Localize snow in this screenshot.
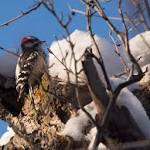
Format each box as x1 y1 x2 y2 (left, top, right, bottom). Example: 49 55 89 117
49 30 150 84
87 127 108 150
61 110 90 141
61 102 96 141
62 102 108 149
118 88 150 139
61 102 96 140
110 78 150 139
0 52 18 78
52 30 150 145
140 64 150 85
49 29 128 83
0 126 15 146
110 76 139 91
129 31 150 67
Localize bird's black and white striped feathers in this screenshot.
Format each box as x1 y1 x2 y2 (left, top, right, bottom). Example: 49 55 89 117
16 48 47 102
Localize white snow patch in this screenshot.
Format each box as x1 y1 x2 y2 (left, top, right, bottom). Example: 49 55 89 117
61 102 96 141
110 76 139 91
61 110 89 141
129 31 150 67
49 29 128 83
110 78 150 139
87 127 108 150
0 126 15 146
49 30 150 84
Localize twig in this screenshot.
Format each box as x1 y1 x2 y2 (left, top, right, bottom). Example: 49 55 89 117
54 36 70 81
42 0 72 31
125 13 150 50
118 0 143 75
99 0 144 132
109 31 130 73
131 0 150 30
0 45 19 57
92 0 122 37
47 47 74 76
68 5 129 21
144 0 150 20
0 2 42 28
86 2 112 91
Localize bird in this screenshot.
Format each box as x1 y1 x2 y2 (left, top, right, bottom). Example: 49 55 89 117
15 36 48 103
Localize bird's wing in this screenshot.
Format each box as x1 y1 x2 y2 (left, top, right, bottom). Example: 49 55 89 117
16 51 38 101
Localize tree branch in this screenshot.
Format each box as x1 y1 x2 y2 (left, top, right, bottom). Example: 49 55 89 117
0 2 42 28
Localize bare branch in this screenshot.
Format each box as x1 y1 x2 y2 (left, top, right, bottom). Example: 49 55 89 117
0 2 42 28
92 0 122 36
109 31 130 73
47 47 74 77
131 0 150 30
86 2 112 91
68 5 129 21
118 0 143 75
0 45 19 57
125 13 150 50
42 0 72 31
144 0 150 20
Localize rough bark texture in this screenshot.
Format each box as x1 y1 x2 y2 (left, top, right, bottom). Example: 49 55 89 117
0 74 91 150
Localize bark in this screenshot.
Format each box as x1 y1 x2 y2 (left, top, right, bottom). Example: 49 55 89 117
82 51 146 143
0 74 91 149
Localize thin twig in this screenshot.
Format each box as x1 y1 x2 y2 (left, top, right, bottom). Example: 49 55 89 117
0 45 19 57
118 0 143 75
131 0 150 30
144 0 150 20
47 48 74 76
86 2 112 91
125 13 150 50
54 36 70 81
68 5 129 21
0 2 42 28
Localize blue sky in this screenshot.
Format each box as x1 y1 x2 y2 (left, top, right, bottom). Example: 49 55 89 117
0 0 147 137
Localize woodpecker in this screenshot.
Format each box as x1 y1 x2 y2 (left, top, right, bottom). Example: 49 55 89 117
16 36 47 103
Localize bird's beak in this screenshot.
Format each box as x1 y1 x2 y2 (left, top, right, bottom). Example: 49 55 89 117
40 40 46 44
35 40 45 45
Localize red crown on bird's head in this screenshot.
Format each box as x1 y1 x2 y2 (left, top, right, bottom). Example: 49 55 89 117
21 36 39 45
21 36 45 50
